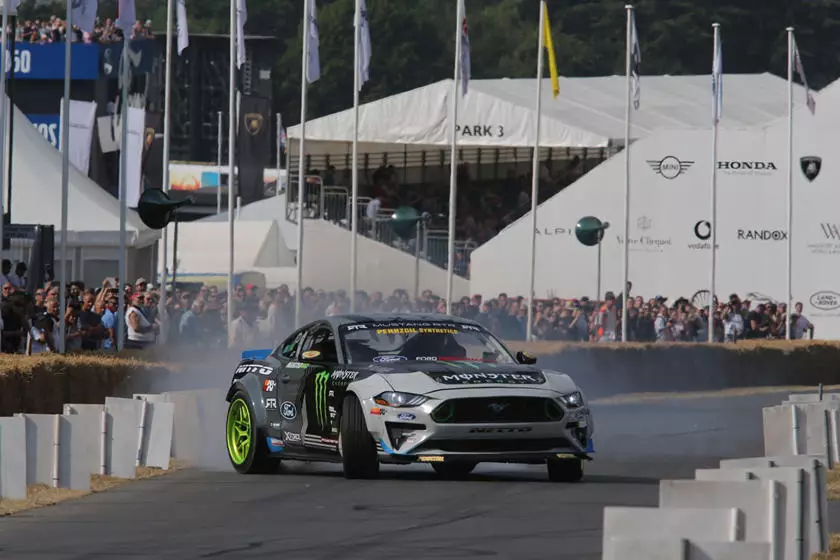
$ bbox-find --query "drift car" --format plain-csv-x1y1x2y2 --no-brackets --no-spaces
224,314,594,481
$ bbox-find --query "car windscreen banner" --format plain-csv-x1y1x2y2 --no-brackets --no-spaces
342,321,484,334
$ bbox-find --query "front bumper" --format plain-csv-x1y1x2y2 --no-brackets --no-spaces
361,388,595,464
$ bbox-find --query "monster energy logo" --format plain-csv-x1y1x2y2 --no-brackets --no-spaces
314,370,331,429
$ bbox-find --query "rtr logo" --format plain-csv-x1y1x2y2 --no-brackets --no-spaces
265,398,278,409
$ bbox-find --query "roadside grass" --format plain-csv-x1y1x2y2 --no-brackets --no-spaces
0,460,185,516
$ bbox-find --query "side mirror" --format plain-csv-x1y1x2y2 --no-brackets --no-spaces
516,351,537,365
137,188,195,229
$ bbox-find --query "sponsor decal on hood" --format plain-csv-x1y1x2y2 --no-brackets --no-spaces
424,370,546,385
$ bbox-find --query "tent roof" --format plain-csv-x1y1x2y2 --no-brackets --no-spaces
288,73,809,152
9,102,158,248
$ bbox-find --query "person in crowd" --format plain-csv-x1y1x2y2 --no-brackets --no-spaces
792,301,815,340
125,292,157,349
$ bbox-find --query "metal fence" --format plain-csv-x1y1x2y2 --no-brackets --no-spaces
284,175,473,279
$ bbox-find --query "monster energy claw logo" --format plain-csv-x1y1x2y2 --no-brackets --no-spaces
314,371,330,430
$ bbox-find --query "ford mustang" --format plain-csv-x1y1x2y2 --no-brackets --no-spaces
224,314,594,481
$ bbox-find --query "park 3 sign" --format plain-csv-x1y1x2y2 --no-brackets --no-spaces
454,124,505,138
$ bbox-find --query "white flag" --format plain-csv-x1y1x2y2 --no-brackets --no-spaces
236,0,247,68
357,0,371,90
71,0,98,34
307,0,320,83
459,0,470,96
115,0,135,35
712,28,722,122
630,12,640,110
176,0,189,55
792,36,816,115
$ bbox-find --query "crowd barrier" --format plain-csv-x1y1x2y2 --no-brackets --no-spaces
0,389,227,500
600,391,837,560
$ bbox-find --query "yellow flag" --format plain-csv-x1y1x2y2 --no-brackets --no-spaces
543,3,559,98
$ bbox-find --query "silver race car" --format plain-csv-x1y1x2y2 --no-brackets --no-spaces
225,314,594,481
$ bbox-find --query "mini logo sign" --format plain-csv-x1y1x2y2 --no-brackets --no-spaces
810,291,840,311
647,156,694,179
801,156,822,182
244,113,263,135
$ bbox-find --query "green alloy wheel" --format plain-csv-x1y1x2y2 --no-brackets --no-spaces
225,391,281,474
226,397,252,465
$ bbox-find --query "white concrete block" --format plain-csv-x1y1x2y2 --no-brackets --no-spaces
141,401,175,469
786,393,840,403
105,398,144,478
162,390,201,462
63,403,105,416
0,416,27,500
58,415,97,491
763,405,798,457
603,538,772,560
602,507,741,559
721,454,829,470
694,467,807,559
19,414,58,486
659,480,779,557
133,393,168,404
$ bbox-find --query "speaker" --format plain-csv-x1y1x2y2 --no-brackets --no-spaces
137,188,195,229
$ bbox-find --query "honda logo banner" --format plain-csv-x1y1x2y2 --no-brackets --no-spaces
236,94,271,205
467,126,840,340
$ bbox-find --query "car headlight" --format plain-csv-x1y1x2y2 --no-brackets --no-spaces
559,391,584,408
374,391,428,408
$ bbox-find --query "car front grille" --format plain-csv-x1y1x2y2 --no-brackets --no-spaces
414,438,571,453
430,397,564,424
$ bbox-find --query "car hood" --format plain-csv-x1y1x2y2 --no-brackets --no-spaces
357,361,577,393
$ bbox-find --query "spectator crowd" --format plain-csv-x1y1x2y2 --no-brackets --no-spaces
11,14,155,45
0,257,817,355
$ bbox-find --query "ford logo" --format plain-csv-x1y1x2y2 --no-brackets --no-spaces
810,291,840,311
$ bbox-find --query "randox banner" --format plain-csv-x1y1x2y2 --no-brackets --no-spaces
237,94,271,205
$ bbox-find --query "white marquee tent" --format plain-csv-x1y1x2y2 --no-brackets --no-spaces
288,73,806,158
470,77,840,336
3,101,159,286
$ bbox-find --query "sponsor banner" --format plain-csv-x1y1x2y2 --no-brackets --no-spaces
688,220,719,251
343,321,483,333
801,156,822,182
169,162,284,192
237,94,272,205
27,113,60,148
615,216,671,253
99,39,158,78
736,229,787,241
647,156,694,179
810,290,840,317
717,160,778,176
809,223,840,256
4,43,100,80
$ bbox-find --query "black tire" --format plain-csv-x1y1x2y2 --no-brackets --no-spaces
226,390,281,475
431,461,477,480
339,395,380,479
547,457,584,482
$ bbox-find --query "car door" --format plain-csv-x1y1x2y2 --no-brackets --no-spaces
295,323,341,451
265,328,308,442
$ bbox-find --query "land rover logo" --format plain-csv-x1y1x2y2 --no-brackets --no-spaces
647,156,694,179
694,220,711,240
801,156,822,182
810,291,840,311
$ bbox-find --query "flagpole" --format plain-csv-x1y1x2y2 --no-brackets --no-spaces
446,0,463,315
275,112,281,197
621,4,633,342
350,0,361,313
785,27,794,340
117,32,130,352
708,22,720,343
58,0,73,353
295,0,311,328
525,2,546,342
227,0,236,343
0,0,9,267
159,0,175,344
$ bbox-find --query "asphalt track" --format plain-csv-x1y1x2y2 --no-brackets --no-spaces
0,391,817,560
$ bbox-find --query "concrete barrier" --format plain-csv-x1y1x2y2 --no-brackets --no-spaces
600,391,838,560
0,416,27,499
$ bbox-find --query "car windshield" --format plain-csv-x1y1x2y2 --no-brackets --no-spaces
339,320,517,365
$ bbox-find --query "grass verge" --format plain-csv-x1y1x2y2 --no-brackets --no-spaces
0,460,186,516
814,534,840,558
827,467,840,502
